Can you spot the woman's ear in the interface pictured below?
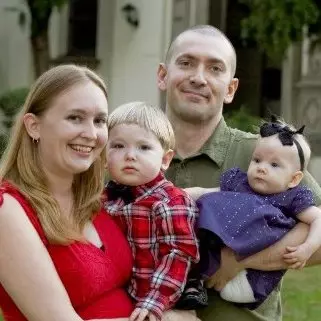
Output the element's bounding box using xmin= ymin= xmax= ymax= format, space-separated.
xmin=23 ymin=113 xmax=40 ymax=141
xmin=161 ymin=149 xmax=175 ymax=171
xmin=288 ymin=171 xmax=304 ymax=188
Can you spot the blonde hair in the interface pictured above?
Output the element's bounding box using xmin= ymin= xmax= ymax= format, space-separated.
xmin=0 ymin=64 xmax=108 ymax=244
xmin=108 ymin=101 xmax=175 ymax=151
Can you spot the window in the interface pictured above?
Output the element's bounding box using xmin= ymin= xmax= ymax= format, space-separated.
xmin=68 ymin=0 xmax=98 ymax=56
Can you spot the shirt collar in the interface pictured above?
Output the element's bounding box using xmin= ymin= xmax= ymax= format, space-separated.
xmin=199 ymin=118 xmax=230 ymax=167
xmin=133 ymin=171 xmax=166 ymax=199
xmin=172 ymin=118 xmax=230 ymax=168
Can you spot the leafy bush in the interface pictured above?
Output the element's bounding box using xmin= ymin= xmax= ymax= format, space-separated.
xmin=225 ymin=106 xmax=262 ymax=134
xmin=0 ymin=87 xmax=28 ymax=155
xmin=0 ymin=88 xmax=28 ymax=128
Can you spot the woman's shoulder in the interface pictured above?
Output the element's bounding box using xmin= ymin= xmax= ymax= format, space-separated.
xmin=0 ymin=181 xmax=25 ymax=208
xmin=0 ymin=181 xmax=47 ymax=242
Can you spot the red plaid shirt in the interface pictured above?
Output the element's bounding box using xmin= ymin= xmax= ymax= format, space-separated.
xmin=104 ymin=172 xmax=199 ymax=319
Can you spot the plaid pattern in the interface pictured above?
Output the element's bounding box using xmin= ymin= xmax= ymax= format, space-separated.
xmin=104 ymin=173 xmax=199 ymax=319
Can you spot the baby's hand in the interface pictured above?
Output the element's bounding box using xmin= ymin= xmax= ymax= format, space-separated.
xmin=130 ymin=308 xmax=158 ymax=321
xmin=283 ymin=244 xmax=312 ymax=269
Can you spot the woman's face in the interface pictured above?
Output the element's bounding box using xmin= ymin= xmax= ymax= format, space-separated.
xmin=27 ymin=81 xmax=108 ymax=178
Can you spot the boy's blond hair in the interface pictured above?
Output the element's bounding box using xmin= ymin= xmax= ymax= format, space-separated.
xmin=108 ymin=102 xmax=175 ymax=151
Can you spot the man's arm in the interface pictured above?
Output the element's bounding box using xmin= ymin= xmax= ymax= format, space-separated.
xmin=205 ymin=217 xmax=321 ymax=290
xmin=184 ymin=187 xmax=220 ymax=201
xmin=241 ymin=205 xmax=321 ymax=271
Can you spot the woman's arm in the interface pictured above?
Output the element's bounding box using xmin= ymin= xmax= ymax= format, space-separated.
xmin=0 ymin=194 xmax=83 ymax=321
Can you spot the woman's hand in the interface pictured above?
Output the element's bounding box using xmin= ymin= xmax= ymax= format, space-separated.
xmin=205 ymin=247 xmax=243 ymax=291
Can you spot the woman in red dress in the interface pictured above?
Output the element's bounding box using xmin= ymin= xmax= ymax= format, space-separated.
xmin=0 ymin=65 xmax=199 ymax=321
xmin=0 ymin=65 xmax=134 ymax=321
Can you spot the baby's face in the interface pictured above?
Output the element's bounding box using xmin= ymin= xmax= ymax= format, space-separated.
xmin=247 ymin=135 xmax=301 ymax=195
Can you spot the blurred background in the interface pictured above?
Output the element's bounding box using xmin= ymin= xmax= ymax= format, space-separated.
xmin=0 ymin=0 xmax=321 ymax=183
xmin=0 ymin=1 xmax=321 ymax=320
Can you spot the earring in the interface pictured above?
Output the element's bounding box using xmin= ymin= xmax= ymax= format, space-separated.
xmin=32 ymin=137 xmax=39 ymax=144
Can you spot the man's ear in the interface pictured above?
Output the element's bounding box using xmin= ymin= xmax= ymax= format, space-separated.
xmin=288 ymin=171 xmax=304 ymax=188
xmin=224 ymin=78 xmax=239 ymax=104
xmin=23 ymin=113 xmax=40 ymax=141
xmin=161 ymin=149 xmax=175 ymax=171
xmin=157 ymin=63 xmax=168 ymax=92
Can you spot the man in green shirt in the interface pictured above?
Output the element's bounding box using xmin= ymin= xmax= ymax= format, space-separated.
xmin=157 ymin=25 xmax=321 ymax=321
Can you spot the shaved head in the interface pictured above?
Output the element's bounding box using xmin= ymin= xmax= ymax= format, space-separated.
xmin=165 ymin=25 xmax=237 ymax=77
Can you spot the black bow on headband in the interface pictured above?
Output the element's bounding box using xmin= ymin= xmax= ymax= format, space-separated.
xmin=259 ymin=115 xmax=306 ymax=171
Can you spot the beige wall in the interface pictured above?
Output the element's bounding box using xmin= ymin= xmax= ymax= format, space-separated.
xmin=0 ymin=0 xmax=68 ymax=94
xmin=104 ymin=0 xmax=209 ymax=110
xmin=0 ymin=0 xmax=173 ymax=110
xmin=106 ymin=0 xmax=172 ymax=111
xmin=0 ymin=0 xmax=32 ymax=93
xmin=0 ymin=0 xmax=209 ymax=108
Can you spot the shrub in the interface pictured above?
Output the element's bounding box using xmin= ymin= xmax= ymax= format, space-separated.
xmin=225 ymin=106 xmax=262 ymax=134
xmin=0 ymin=87 xmax=28 ymax=155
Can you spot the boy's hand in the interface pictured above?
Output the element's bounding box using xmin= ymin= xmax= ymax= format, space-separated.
xmin=283 ymin=244 xmax=312 ymax=269
xmin=130 ymin=308 xmax=158 ymax=321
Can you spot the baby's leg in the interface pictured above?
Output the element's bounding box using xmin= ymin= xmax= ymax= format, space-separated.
xmin=219 ymin=270 xmax=256 ymax=303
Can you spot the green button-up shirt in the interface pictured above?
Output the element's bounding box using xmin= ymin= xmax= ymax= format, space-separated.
xmin=166 ymin=118 xmax=321 ymax=321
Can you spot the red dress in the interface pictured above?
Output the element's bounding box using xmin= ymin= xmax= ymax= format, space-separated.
xmin=0 ymin=182 xmax=134 ymax=321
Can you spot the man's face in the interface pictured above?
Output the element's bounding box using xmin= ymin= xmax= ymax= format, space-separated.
xmin=158 ymin=31 xmax=238 ymax=124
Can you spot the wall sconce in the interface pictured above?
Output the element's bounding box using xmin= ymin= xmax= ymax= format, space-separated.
xmin=121 ymin=3 xmax=139 ymax=28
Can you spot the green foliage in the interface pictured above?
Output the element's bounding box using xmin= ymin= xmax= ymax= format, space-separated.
xmin=240 ymin=0 xmax=320 ymax=59
xmin=30 ymin=0 xmax=68 ymax=14
xmin=0 ymin=88 xmax=28 ymax=155
xmin=26 ymin=0 xmax=68 ymax=36
xmin=283 ymin=267 xmax=321 ymax=321
xmin=0 ymin=88 xmax=28 ymax=128
xmin=5 ymin=1 xmax=68 ymax=36
xmin=225 ymin=106 xmax=262 ymax=134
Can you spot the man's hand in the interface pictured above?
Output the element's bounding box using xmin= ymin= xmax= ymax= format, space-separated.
xmin=184 ymin=187 xmax=219 ymax=201
xmin=130 ymin=308 xmax=157 ymax=321
xmin=283 ymin=244 xmax=313 ymax=269
xmin=205 ymin=247 xmax=243 ymax=290
xmin=162 ymin=309 xmax=201 ymax=321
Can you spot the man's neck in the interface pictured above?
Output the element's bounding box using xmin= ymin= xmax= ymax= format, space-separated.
xmin=169 ymin=113 xmax=222 ymax=159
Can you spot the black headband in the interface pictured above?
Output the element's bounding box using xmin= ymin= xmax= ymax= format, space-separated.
xmin=260 ymin=115 xmax=305 ymax=171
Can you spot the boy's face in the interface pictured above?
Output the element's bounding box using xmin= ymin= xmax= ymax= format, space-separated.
xmin=247 ymin=135 xmax=302 ymax=195
xmin=106 ymin=123 xmax=173 ymax=186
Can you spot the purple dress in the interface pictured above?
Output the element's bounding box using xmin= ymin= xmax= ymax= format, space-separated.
xmin=197 ymin=167 xmax=315 ymax=308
